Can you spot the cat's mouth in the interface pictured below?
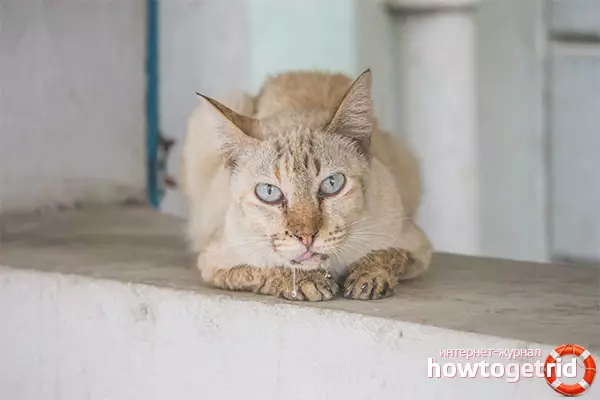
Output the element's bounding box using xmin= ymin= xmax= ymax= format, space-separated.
xmin=291 ymin=250 xmax=328 ymax=264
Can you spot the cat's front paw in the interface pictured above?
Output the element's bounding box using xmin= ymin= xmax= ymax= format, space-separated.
xmin=343 ymin=248 xmax=417 ymax=300
xmin=343 ymin=266 xmax=395 ymax=300
xmin=280 ymin=269 xmax=339 ymax=302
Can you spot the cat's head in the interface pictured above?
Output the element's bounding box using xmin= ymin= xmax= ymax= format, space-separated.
xmin=201 ymin=70 xmax=373 ymax=268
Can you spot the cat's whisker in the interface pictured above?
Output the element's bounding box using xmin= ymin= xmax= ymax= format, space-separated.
xmin=350 ymin=228 xmax=398 ymax=240
xmin=335 ymin=239 xmax=374 ymax=259
xmin=346 ymin=211 xmax=407 ymax=224
xmin=350 ymin=234 xmax=397 ymax=244
xmin=344 ymin=216 xmax=409 ymax=233
xmin=349 ymin=214 xmax=410 ymax=228
xmin=350 ymin=228 xmax=397 ymax=237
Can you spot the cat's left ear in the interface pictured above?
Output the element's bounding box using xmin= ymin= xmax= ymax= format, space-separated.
xmin=326 ymin=69 xmax=373 ymax=153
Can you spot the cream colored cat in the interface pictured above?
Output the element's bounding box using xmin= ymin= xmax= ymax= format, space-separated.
xmin=181 ymin=70 xmax=432 ymax=301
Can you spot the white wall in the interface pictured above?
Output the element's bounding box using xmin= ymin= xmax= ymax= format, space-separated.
xmin=248 ymin=0 xmax=357 ymax=92
xmin=0 ymin=0 xmax=146 ymax=213
xmin=476 ymin=0 xmax=549 ymax=262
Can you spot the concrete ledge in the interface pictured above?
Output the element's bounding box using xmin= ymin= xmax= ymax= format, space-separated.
xmin=0 ymin=207 xmax=598 ymax=399
xmin=385 ymin=0 xmax=478 ymax=12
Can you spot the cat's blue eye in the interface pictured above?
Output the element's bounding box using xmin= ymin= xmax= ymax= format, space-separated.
xmin=319 ymin=173 xmax=346 ymax=197
xmin=255 ymin=183 xmax=284 ymax=204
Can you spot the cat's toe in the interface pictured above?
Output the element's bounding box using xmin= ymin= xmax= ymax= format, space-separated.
xmin=282 ymin=270 xmax=339 ymax=301
xmin=312 ymin=272 xmax=340 ymax=300
xmin=343 ymin=272 xmax=394 ymax=300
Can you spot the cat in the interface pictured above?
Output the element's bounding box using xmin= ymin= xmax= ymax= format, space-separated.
xmin=181 ymin=69 xmax=432 ymax=301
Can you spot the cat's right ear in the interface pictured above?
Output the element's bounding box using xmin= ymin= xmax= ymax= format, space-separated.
xmin=325 ymin=69 xmax=373 ymax=154
xmin=196 ymin=93 xmax=259 ymax=167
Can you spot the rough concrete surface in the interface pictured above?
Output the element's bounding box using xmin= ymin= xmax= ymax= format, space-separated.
xmin=0 ymin=207 xmax=598 ymax=399
xmin=1 ymin=206 xmax=598 ymax=349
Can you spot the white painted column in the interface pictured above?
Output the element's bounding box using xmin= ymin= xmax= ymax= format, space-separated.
xmin=388 ymin=0 xmax=480 ymax=255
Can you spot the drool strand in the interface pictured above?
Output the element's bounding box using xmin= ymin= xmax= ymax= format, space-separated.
xmin=291 ymin=266 xmax=297 ymax=298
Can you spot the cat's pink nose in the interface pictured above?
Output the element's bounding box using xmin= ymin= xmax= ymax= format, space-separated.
xmin=294 ymin=232 xmax=318 ymax=248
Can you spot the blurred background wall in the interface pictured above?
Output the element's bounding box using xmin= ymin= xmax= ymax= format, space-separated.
xmin=0 ymin=0 xmax=147 ymax=212
xmin=1 ymin=0 xmax=598 ymax=265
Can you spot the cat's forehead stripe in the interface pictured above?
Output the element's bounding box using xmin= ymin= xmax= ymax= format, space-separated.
xmin=314 ymin=158 xmax=321 ymax=175
xmin=274 ymin=166 xmax=281 ymax=182
xmin=293 ymin=151 xmax=303 ymax=173
xmin=284 ymin=153 xmax=290 ymax=175
xmin=268 ymin=132 xmax=325 ymax=183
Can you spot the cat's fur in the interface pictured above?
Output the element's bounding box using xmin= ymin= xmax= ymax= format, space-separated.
xmin=181 ymin=70 xmax=432 ymax=301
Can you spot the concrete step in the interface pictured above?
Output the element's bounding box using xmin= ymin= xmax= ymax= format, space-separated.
xmin=0 ymin=207 xmax=598 ymax=399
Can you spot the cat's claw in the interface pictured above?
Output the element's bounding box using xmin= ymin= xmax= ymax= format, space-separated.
xmin=281 ymin=269 xmax=339 ymax=302
xmin=343 ymin=270 xmax=394 ymax=300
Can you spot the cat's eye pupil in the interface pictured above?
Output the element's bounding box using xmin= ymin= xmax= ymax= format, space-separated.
xmin=319 ymin=173 xmax=346 ymax=197
xmin=255 ymin=183 xmax=283 ymax=204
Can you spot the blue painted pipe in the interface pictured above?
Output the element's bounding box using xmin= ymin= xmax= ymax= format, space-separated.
xmin=146 ymin=0 xmax=160 ymax=208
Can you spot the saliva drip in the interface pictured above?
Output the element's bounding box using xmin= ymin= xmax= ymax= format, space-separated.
xmin=291 ymin=266 xmax=297 ymax=298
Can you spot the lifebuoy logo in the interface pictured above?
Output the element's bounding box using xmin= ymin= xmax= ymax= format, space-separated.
xmin=545 ymin=344 xmax=596 ymax=397
xmin=429 ymin=344 xmax=596 ymax=397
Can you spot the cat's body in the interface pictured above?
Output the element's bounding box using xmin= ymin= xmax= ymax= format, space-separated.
xmin=181 ymin=70 xmax=432 ymax=301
